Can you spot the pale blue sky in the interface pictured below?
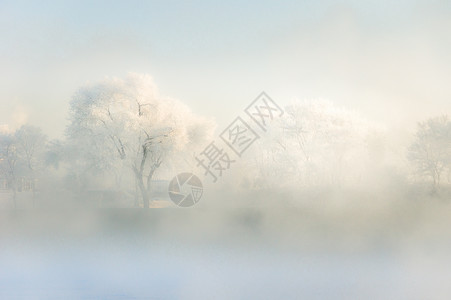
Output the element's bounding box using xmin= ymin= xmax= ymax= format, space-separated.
xmin=1 ymin=0 xmax=450 ymax=137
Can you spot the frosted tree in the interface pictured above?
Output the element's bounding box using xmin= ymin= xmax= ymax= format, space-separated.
xmin=0 ymin=126 xmax=47 ymax=207
xmin=408 ymin=115 xmax=451 ymax=191
xmin=15 ymin=125 xmax=47 ymax=202
xmin=0 ymin=134 xmax=19 ymax=207
xmin=66 ymin=73 xmax=213 ymax=208
xmin=248 ymin=100 xmax=376 ymax=189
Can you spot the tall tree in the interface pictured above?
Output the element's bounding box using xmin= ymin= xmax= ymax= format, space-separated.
xmin=408 ymin=115 xmax=451 ymax=191
xmin=248 ymin=100 xmax=376 ymax=189
xmin=66 ymin=73 xmax=213 ymax=208
xmin=15 ymin=125 xmax=47 ymax=204
xmin=0 ymin=134 xmax=19 ymax=208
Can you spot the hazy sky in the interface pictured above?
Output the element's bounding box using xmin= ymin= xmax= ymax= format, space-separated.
xmin=1 ymin=0 xmax=450 ymax=138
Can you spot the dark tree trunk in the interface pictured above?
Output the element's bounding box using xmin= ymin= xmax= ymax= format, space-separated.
xmin=133 ymin=162 xmax=159 ymax=208
xmin=135 ymin=174 xmax=150 ymax=208
xmin=142 ymin=190 xmax=150 ymax=208
xmin=13 ymin=188 xmax=17 ymax=209
xmin=134 ymin=179 xmax=139 ymax=207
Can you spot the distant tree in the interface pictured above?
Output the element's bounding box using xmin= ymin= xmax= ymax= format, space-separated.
xmin=15 ymin=125 xmax=47 ymax=203
xmin=248 ymin=100 xmax=376 ymax=189
xmin=408 ymin=115 xmax=451 ymax=191
xmin=44 ymin=139 xmax=65 ymax=170
xmin=15 ymin=125 xmax=47 ymax=170
xmin=66 ymin=73 xmax=213 ymax=208
xmin=0 ymin=134 xmax=19 ymax=207
xmin=0 ymin=126 xmax=48 ymax=207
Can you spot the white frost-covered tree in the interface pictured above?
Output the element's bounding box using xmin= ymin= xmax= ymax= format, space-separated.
xmin=15 ymin=125 xmax=47 ymax=200
xmin=0 ymin=125 xmax=47 ymax=207
xmin=408 ymin=115 xmax=451 ymax=191
xmin=0 ymin=133 xmax=19 ymax=207
xmin=247 ymin=100 xmax=378 ymax=189
xmin=66 ymin=73 xmax=214 ymax=208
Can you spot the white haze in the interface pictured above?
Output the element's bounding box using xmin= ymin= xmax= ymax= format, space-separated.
xmin=1 ymin=1 xmax=451 ymax=299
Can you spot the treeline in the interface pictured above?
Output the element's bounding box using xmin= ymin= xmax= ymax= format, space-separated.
xmin=1 ymin=74 xmax=450 ymax=208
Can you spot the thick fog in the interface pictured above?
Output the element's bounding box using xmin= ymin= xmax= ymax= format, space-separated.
xmin=1 ymin=1 xmax=451 ymax=299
